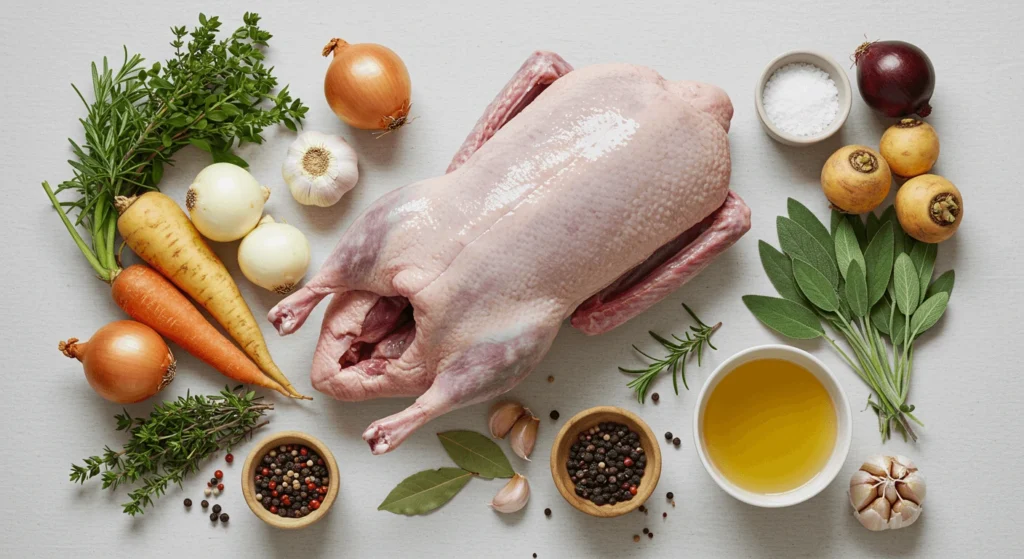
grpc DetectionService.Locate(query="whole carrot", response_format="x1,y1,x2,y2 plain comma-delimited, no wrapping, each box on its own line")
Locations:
112,265,292,397
115,192,307,399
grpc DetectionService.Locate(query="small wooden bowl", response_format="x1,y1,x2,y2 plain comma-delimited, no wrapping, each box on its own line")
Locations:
241,431,340,529
550,406,662,518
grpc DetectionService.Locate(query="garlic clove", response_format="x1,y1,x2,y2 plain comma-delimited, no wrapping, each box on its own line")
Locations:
896,471,926,504
890,499,922,529
855,498,891,531
508,412,539,460
489,401,526,439
883,480,899,503
490,473,530,513
890,458,908,480
849,479,878,510
861,455,892,477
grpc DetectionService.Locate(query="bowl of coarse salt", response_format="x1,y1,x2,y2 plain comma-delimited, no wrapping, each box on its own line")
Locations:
755,50,852,146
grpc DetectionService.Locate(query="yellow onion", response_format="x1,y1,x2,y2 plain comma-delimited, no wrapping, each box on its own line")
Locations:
60,320,175,403
322,38,412,131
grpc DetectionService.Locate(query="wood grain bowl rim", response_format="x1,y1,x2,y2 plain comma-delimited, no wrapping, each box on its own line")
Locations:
549,406,662,518
241,430,340,529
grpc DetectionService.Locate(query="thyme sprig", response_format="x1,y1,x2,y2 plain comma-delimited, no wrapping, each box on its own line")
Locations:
43,12,307,282
619,304,721,403
71,387,273,516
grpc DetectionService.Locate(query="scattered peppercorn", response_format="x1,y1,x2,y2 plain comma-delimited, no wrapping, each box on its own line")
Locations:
648,532,654,539
209,477,219,486
201,500,209,509
672,437,681,447
547,376,554,383
212,504,221,514
209,512,218,521
219,513,229,523
544,508,551,517
214,470,224,480
666,492,674,499
664,431,673,441
549,410,560,420
225,453,234,464
633,534,641,543
643,528,649,534
651,393,660,403
217,483,225,491
566,421,646,507
639,505,647,513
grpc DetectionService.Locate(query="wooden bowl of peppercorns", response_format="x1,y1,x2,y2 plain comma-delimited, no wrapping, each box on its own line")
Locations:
550,406,662,518
241,431,340,529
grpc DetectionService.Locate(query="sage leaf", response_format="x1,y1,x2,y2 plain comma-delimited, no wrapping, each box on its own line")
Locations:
911,242,937,305
864,222,894,307
927,270,955,298
866,212,881,242
437,431,514,479
830,209,842,234
378,468,474,515
878,205,906,256
847,214,869,250
890,309,907,348
910,292,949,338
743,295,824,339
834,219,865,280
871,299,892,335
793,259,839,312
787,199,835,260
778,217,838,287
845,261,869,317
893,253,920,316
758,241,806,306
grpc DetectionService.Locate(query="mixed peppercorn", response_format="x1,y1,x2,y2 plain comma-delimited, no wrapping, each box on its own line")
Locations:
253,444,329,519
566,422,646,506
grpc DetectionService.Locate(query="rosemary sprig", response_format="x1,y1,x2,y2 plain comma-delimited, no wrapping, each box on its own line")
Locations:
619,304,721,403
71,387,273,516
43,12,307,282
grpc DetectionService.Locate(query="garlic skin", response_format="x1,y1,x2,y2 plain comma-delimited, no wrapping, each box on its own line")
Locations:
509,412,539,461
850,454,926,531
489,401,526,439
282,131,359,207
186,163,270,242
490,473,530,513
237,215,311,294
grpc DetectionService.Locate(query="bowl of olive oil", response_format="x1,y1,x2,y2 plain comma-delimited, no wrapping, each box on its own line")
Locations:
693,345,851,507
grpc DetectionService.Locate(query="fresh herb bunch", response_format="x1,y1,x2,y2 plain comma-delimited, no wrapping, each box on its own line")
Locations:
42,12,307,282
620,304,720,403
70,387,273,515
744,199,954,442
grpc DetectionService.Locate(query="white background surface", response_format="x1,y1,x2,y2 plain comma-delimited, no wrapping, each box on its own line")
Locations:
2,0,1020,556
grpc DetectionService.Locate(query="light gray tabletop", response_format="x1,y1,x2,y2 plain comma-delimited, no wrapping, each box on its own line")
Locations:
2,0,1019,556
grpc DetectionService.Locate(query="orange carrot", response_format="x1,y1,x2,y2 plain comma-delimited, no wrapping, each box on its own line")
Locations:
111,265,292,397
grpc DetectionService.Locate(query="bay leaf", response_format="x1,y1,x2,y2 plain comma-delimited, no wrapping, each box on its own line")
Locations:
910,292,950,338
758,240,807,306
871,299,892,335
743,295,824,340
927,270,956,299
834,219,865,280
437,431,514,479
864,222,894,307
893,253,920,316
787,199,835,260
378,468,474,515
845,261,869,317
793,259,839,312
778,216,838,287
911,242,937,305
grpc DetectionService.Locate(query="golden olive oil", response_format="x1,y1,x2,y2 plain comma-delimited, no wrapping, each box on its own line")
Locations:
702,358,837,494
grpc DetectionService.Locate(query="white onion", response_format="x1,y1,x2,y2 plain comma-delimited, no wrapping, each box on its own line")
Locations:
186,163,270,242
238,215,310,294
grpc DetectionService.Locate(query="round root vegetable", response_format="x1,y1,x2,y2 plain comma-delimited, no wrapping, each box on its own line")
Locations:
854,40,935,118
237,215,310,294
821,145,892,214
322,38,412,131
880,119,940,178
111,265,292,397
896,174,962,243
60,320,175,403
115,192,309,399
186,163,270,242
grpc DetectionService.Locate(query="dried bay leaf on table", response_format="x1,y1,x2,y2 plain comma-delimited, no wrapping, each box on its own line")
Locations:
793,259,839,313
378,468,475,515
778,216,838,288
742,295,824,340
437,431,514,479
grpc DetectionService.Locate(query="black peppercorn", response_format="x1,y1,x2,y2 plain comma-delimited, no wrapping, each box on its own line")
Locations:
201,499,209,508
667,491,674,499
544,508,551,517
651,393,660,402
212,504,222,514
664,431,673,441
550,410,560,420
648,532,654,539
209,477,219,486
219,513,229,523
673,437,681,447
209,512,218,521
643,528,649,534
183,498,192,508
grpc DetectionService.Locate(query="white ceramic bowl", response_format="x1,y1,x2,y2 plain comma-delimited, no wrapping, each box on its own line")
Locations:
692,344,852,508
755,50,852,146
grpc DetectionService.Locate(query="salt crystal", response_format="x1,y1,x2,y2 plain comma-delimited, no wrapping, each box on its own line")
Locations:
762,62,839,137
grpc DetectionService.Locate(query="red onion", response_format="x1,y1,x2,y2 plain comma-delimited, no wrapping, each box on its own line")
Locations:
854,41,935,118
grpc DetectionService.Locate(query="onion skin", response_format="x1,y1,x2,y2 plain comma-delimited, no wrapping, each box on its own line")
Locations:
323,39,412,131
60,320,175,404
854,41,935,118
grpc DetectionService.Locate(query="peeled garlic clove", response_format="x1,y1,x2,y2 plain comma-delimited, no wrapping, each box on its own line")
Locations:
490,473,530,513
509,412,539,460
861,455,892,477
896,471,927,504
282,131,359,207
489,401,526,439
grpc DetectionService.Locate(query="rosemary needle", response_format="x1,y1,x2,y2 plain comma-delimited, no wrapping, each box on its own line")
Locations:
619,304,721,404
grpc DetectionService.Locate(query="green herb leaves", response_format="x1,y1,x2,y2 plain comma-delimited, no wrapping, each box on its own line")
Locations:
437,431,514,479
378,468,475,515
745,199,956,442
379,431,519,515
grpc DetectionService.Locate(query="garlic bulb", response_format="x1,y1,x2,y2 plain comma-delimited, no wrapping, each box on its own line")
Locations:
489,401,526,439
490,473,530,513
282,131,359,207
509,412,539,461
237,215,311,294
186,163,270,242
850,455,926,531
